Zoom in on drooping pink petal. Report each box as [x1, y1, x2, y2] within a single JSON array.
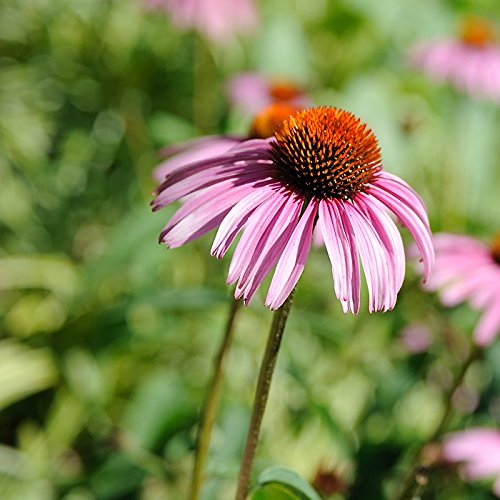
[[356, 192, 406, 293], [265, 200, 318, 310], [210, 182, 281, 258], [154, 136, 244, 182], [336, 201, 362, 314], [152, 160, 273, 210], [235, 191, 304, 304], [226, 189, 297, 284], [319, 199, 356, 313], [162, 179, 249, 233], [343, 202, 391, 312], [225, 191, 290, 285], [374, 172, 430, 227], [160, 181, 273, 248], [153, 138, 273, 206], [369, 182, 434, 282]]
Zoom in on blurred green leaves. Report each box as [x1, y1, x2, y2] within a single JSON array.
[[250, 467, 321, 500], [123, 372, 198, 451], [0, 341, 57, 411]]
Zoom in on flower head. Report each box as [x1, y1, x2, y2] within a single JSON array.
[[443, 428, 500, 496], [423, 233, 500, 346], [145, 0, 258, 45], [410, 17, 500, 102], [227, 72, 310, 116], [152, 106, 434, 311]]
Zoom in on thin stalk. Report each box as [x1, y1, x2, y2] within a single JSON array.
[[190, 298, 242, 500], [235, 290, 296, 500], [394, 345, 481, 500]]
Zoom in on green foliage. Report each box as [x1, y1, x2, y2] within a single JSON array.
[[250, 467, 321, 500]]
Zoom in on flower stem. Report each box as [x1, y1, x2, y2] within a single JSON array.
[[394, 345, 481, 500], [189, 298, 242, 500], [235, 291, 295, 500]]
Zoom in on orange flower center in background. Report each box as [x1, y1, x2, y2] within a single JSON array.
[[491, 234, 500, 264], [250, 103, 302, 139], [460, 17, 495, 47], [272, 107, 382, 200], [269, 81, 303, 101]]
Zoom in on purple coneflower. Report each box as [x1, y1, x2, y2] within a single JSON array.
[[443, 428, 500, 497], [424, 233, 500, 346], [410, 17, 500, 102], [144, 0, 258, 45], [152, 106, 434, 311], [227, 72, 310, 116]]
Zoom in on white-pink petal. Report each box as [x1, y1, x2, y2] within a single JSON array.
[[236, 192, 304, 304], [369, 183, 434, 282], [265, 200, 318, 310], [161, 182, 266, 248], [211, 183, 281, 259]]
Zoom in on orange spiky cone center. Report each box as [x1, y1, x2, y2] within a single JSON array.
[[271, 106, 382, 200]]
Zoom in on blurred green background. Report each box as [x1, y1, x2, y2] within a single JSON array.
[[0, 0, 499, 498]]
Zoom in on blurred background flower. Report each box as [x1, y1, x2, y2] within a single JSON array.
[[443, 428, 500, 497], [409, 17, 500, 102], [424, 233, 500, 346], [144, 0, 259, 45], [226, 72, 310, 115]]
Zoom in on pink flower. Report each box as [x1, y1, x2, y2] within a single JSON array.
[[152, 107, 434, 311], [410, 18, 500, 102], [145, 0, 258, 45], [153, 103, 302, 182], [443, 428, 500, 496], [227, 73, 310, 116], [424, 233, 500, 346]]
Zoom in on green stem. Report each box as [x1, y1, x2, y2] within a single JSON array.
[[189, 298, 242, 500], [235, 290, 296, 500], [394, 346, 481, 500]]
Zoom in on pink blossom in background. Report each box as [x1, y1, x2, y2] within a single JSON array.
[[145, 0, 258, 45], [409, 18, 500, 102], [424, 233, 500, 346], [443, 428, 500, 496], [227, 72, 311, 116], [399, 324, 433, 353], [152, 107, 434, 311]]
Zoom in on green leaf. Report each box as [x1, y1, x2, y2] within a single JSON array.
[[250, 467, 321, 500], [122, 372, 198, 451], [0, 341, 58, 411]]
